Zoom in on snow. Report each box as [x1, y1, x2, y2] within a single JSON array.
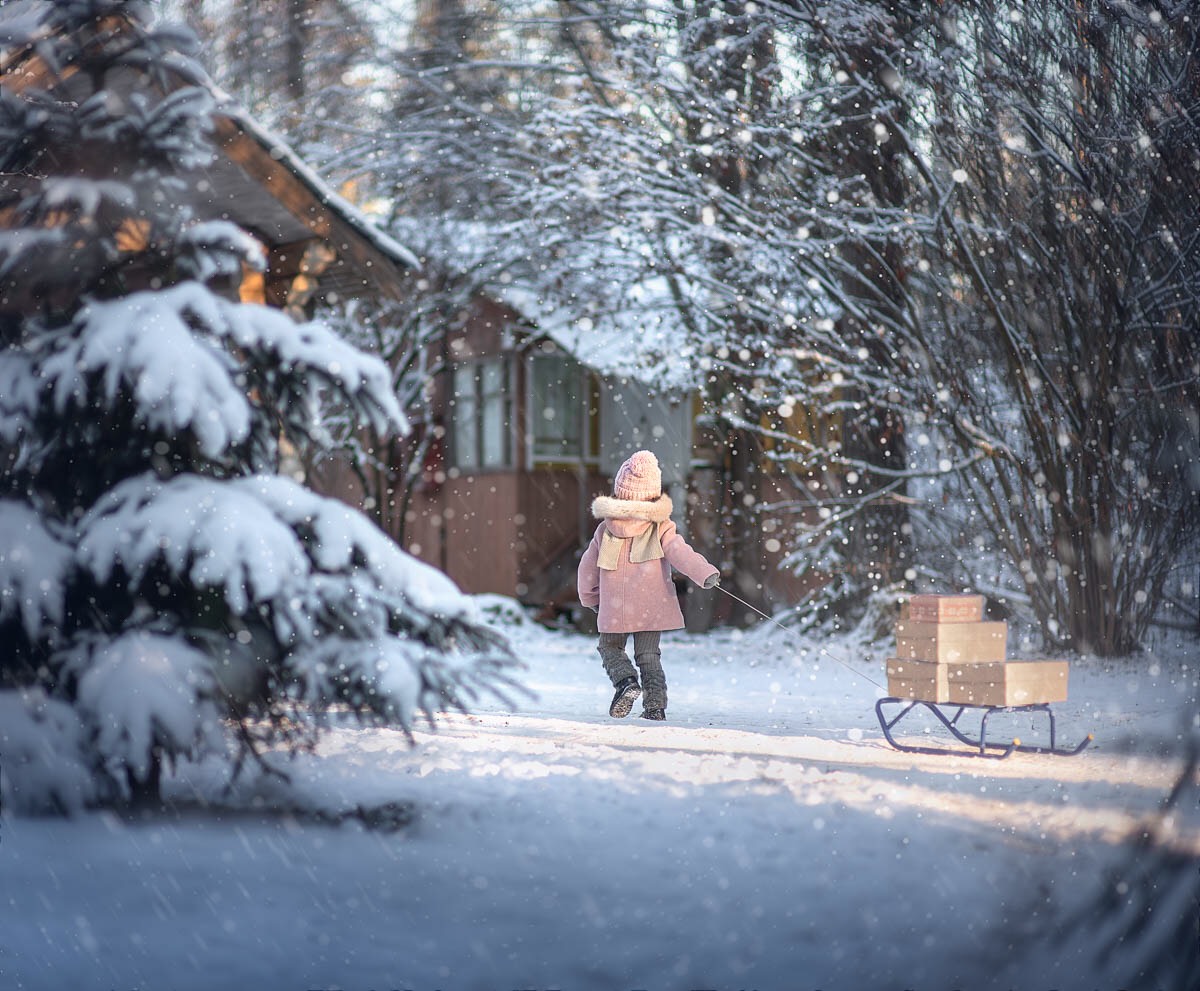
[[0, 0, 50, 40], [41, 289, 251, 460], [1, 606, 1195, 989], [176, 220, 265, 284], [71, 632, 224, 781], [0, 690, 97, 815], [240, 474, 468, 619], [77, 474, 311, 616], [37, 178, 135, 218], [0, 500, 71, 640], [27, 283, 407, 458], [495, 272, 705, 391], [0, 229, 71, 284], [76, 472, 474, 639], [289, 636, 425, 726], [387, 216, 712, 391], [0, 350, 39, 445]]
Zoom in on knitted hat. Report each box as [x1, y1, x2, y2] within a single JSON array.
[[613, 450, 662, 502]]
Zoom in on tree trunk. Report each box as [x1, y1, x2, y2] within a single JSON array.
[[125, 749, 163, 809], [285, 0, 308, 129]]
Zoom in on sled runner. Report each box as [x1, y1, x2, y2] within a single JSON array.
[[875, 696, 1093, 759]]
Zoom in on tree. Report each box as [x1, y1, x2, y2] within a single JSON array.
[[393, 1, 916, 623], [0, 0, 517, 813], [892, 1, 1200, 653], [397, 0, 1199, 652], [306, 215, 504, 550], [161, 0, 381, 164]]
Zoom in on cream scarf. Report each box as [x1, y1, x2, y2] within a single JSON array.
[[592, 495, 672, 571]]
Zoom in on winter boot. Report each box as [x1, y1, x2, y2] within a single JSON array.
[[640, 708, 666, 721], [608, 676, 641, 718], [633, 644, 667, 715]]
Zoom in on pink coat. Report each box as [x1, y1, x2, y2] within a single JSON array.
[[577, 494, 719, 633]]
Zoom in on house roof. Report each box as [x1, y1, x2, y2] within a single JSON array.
[[205, 103, 419, 277], [495, 276, 702, 391], [389, 216, 707, 390]]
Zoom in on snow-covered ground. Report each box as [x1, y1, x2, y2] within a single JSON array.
[[2, 603, 1197, 991]]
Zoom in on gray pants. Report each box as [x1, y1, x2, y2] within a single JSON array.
[[598, 631, 666, 710]]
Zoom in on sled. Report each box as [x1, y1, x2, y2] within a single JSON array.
[[875, 696, 1093, 760]]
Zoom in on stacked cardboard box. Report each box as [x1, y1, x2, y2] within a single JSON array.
[[886, 594, 994, 702], [944, 660, 1069, 706], [886, 594, 1068, 706]]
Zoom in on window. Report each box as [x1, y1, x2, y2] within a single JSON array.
[[451, 358, 510, 469], [529, 351, 599, 463]]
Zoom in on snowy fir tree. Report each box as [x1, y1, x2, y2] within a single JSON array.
[[0, 0, 517, 813]]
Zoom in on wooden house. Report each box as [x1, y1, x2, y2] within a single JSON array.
[[348, 261, 819, 629], [0, 2, 415, 319], [394, 294, 705, 623]]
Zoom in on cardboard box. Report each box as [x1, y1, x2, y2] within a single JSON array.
[[886, 657, 950, 702], [894, 620, 1008, 663], [905, 594, 986, 623], [946, 660, 1069, 706]]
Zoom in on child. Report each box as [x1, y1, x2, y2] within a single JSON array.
[[577, 450, 719, 721]]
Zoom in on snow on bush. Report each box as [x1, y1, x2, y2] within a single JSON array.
[[0, 501, 72, 643], [38, 289, 252, 460], [237, 474, 469, 620], [0, 690, 100, 815], [175, 220, 264, 284], [288, 637, 427, 729], [28, 283, 408, 466], [0, 350, 40, 446], [76, 472, 477, 642], [68, 632, 226, 783], [77, 474, 313, 617]]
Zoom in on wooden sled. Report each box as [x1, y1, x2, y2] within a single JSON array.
[[875, 696, 1093, 760]]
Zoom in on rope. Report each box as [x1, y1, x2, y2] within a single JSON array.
[[712, 582, 886, 690]]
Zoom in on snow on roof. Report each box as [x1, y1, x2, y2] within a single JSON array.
[[215, 98, 419, 271], [0, 0, 48, 29], [388, 216, 708, 390], [494, 277, 703, 392]]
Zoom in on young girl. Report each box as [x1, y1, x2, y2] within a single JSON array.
[[577, 450, 719, 721]]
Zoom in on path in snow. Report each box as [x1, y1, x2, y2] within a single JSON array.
[[1, 620, 1197, 991]]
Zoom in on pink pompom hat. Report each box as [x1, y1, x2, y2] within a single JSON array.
[[613, 450, 662, 502]]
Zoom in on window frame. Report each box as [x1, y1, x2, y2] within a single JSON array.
[[449, 355, 512, 471], [526, 350, 600, 468]]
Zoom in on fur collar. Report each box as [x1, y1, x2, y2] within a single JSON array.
[[592, 494, 673, 524]]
